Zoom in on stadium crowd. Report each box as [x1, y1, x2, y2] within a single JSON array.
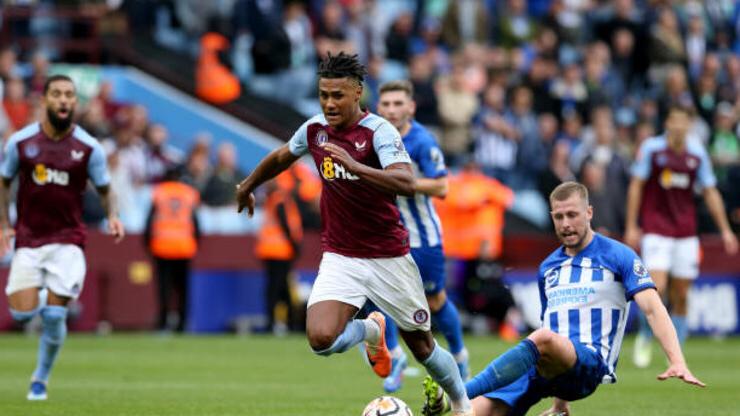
[[143, 0, 740, 234]]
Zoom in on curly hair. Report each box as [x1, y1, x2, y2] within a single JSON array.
[[317, 51, 367, 84]]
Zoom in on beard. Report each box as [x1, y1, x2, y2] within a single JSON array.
[[47, 107, 74, 132], [558, 227, 588, 249]]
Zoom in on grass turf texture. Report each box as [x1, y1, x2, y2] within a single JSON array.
[[0, 334, 737, 415]]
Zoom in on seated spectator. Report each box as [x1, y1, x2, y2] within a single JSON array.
[[202, 142, 244, 207]]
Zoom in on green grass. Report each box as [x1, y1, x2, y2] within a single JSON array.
[[0, 334, 737, 415]]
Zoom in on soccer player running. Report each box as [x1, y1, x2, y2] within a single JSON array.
[[236, 52, 474, 416], [374, 80, 469, 392], [1, 75, 124, 400], [625, 105, 738, 368], [422, 182, 704, 416]]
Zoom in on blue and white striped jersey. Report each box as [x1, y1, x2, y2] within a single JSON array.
[[396, 121, 447, 249], [538, 233, 656, 383]]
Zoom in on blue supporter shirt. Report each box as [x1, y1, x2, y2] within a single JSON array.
[[538, 233, 656, 383], [395, 121, 447, 249]]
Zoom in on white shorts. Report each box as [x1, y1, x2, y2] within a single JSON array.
[[308, 252, 431, 331], [5, 244, 87, 299], [641, 234, 700, 280]]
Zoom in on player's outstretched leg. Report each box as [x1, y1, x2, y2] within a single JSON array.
[[28, 305, 68, 400], [430, 294, 468, 380], [403, 331, 472, 416]]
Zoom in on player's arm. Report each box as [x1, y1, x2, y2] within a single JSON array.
[[236, 144, 300, 216], [0, 177, 14, 252], [323, 140, 415, 196], [702, 186, 739, 255], [538, 398, 570, 416], [96, 185, 125, 243], [414, 176, 448, 198], [633, 289, 705, 387]]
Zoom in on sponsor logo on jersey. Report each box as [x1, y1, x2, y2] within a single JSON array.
[[687, 158, 698, 170], [320, 156, 359, 181], [659, 168, 690, 189], [315, 129, 328, 146], [32, 164, 69, 186]]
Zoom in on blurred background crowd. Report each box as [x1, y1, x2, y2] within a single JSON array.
[[2, 0, 739, 236]]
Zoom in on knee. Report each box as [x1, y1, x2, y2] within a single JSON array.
[[427, 291, 446, 313], [527, 328, 555, 353], [407, 334, 436, 361], [307, 329, 338, 355]]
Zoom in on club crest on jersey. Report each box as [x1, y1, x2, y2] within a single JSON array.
[[315, 129, 328, 146], [24, 143, 40, 158], [633, 259, 649, 278], [545, 268, 560, 288], [32, 164, 69, 186], [686, 158, 698, 169], [321, 156, 359, 181]]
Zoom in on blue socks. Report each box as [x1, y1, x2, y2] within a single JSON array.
[[465, 338, 540, 399], [671, 315, 688, 344], [432, 299, 465, 355], [32, 306, 68, 383], [422, 342, 470, 410], [10, 308, 39, 323], [312, 320, 367, 356], [383, 312, 400, 351]]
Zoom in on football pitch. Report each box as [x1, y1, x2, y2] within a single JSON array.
[[0, 334, 738, 416]]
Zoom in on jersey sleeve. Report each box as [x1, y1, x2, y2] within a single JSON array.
[[417, 137, 448, 178], [87, 140, 111, 187], [0, 136, 20, 179], [287, 121, 310, 157], [538, 268, 547, 324], [617, 244, 656, 300], [630, 140, 654, 180], [695, 143, 717, 188], [373, 122, 411, 168]]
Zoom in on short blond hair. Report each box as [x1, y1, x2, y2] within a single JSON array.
[[379, 80, 414, 97], [549, 181, 589, 205]]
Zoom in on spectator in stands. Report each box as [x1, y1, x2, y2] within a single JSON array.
[[25, 50, 50, 97], [385, 12, 414, 64], [181, 135, 212, 192], [581, 159, 620, 237], [202, 142, 244, 207], [496, 0, 538, 49], [79, 97, 113, 139], [694, 70, 719, 124], [3, 78, 31, 130], [437, 56, 479, 167], [685, 12, 707, 81], [473, 82, 518, 183], [549, 54, 588, 119], [440, 0, 491, 51], [509, 85, 546, 190], [144, 123, 183, 184], [0, 47, 20, 82], [649, 7, 686, 78], [709, 102, 740, 185], [408, 54, 440, 128], [539, 139, 575, 202]]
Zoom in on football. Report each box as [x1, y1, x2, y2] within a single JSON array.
[[362, 396, 413, 416]]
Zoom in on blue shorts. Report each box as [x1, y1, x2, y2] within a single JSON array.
[[410, 246, 446, 295], [483, 340, 610, 416]]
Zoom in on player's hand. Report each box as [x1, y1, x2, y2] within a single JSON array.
[[657, 363, 706, 387], [236, 182, 256, 217], [107, 216, 125, 243], [538, 399, 570, 416], [320, 142, 357, 171], [721, 229, 738, 255], [0, 226, 15, 255], [624, 226, 641, 250]]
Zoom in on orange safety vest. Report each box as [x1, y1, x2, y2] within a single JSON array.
[[256, 189, 303, 261], [196, 32, 241, 104], [149, 181, 200, 259], [435, 170, 514, 260]]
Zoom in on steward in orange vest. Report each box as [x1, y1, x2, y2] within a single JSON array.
[[257, 176, 303, 334], [145, 172, 200, 332]]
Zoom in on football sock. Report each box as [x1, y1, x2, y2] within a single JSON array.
[[671, 315, 688, 344], [312, 319, 367, 356], [465, 338, 540, 399], [383, 312, 400, 351], [637, 309, 653, 340], [421, 341, 471, 412], [32, 306, 68, 383], [10, 308, 39, 324], [431, 299, 465, 355]]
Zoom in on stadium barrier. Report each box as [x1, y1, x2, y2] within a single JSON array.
[[0, 231, 738, 335]]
